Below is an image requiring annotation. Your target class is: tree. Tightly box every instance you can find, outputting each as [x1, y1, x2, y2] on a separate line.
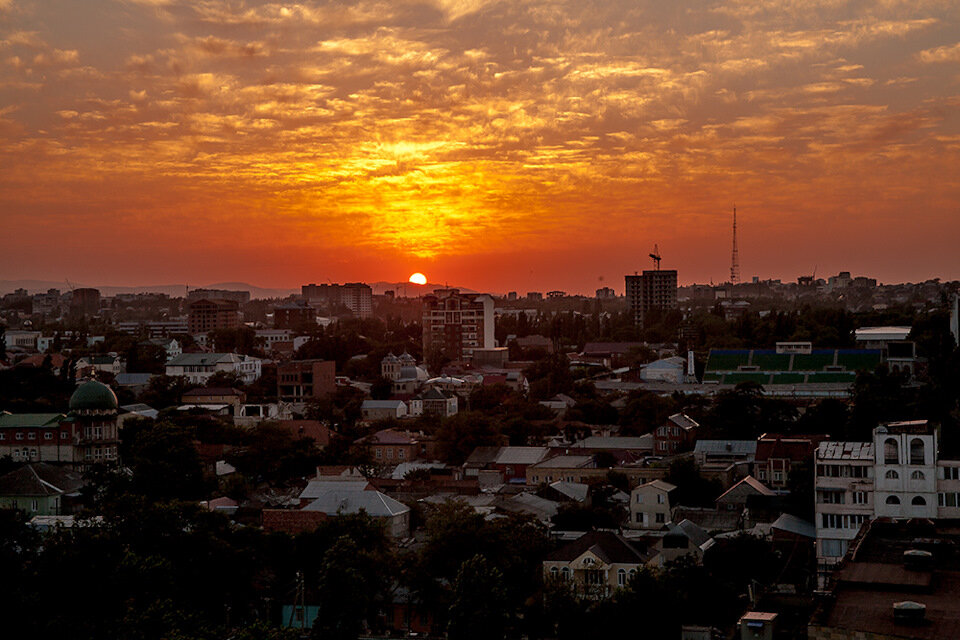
[370, 376, 392, 400]
[121, 420, 211, 501]
[433, 412, 502, 465]
[205, 370, 246, 389]
[447, 555, 508, 640]
[665, 458, 722, 508]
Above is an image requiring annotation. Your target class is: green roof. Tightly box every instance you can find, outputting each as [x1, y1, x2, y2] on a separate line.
[0, 413, 65, 428]
[69, 380, 118, 411]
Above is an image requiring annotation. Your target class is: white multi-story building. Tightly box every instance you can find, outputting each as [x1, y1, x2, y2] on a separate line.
[421, 289, 495, 362]
[815, 420, 957, 586]
[165, 353, 262, 385]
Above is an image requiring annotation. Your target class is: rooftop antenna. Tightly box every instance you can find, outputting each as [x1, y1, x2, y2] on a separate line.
[649, 244, 661, 271]
[730, 205, 741, 285]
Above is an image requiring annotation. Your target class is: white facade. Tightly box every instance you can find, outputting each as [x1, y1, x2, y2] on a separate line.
[629, 480, 675, 529]
[814, 421, 957, 585]
[5, 330, 40, 350]
[165, 353, 262, 385]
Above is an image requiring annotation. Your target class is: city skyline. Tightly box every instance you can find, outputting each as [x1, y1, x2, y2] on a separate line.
[2, 1, 960, 292]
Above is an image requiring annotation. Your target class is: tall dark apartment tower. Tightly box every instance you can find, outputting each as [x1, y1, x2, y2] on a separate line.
[625, 269, 678, 327]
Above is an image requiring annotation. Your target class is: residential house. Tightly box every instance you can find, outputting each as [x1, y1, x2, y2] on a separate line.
[417, 387, 458, 417]
[0, 463, 84, 515]
[755, 432, 827, 490]
[360, 400, 408, 422]
[75, 355, 123, 378]
[491, 446, 550, 484]
[181, 387, 247, 408]
[355, 428, 433, 464]
[716, 476, 775, 514]
[629, 480, 676, 529]
[301, 487, 411, 537]
[166, 352, 262, 385]
[528, 455, 595, 485]
[652, 413, 699, 456]
[277, 359, 336, 402]
[543, 531, 650, 598]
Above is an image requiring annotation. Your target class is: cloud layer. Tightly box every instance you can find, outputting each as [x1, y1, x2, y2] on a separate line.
[1, 0, 959, 290]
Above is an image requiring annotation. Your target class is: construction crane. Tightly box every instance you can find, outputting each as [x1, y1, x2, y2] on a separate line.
[649, 244, 662, 271]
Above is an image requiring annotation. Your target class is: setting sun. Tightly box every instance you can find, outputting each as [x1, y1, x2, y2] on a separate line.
[409, 272, 427, 285]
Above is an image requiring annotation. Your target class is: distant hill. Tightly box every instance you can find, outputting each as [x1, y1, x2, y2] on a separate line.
[370, 281, 478, 295]
[0, 280, 297, 300]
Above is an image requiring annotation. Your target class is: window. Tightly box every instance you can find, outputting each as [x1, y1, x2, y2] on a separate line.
[583, 557, 595, 565]
[910, 439, 925, 465]
[773, 471, 783, 483]
[617, 569, 626, 586]
[657, 494, 665, 504]
[30, 500, 38, 512]
[884, 438, 899, 464]
[44, 432, 53, 440]
[853, 491, 868, 504]
[375, 448, 382, 459]
[0, 433, 4, 441]
[550, 567, 558, 578]
[655, 513, 666, 523]
[397, 449, 404, 460]
[758, 469, 766, 480]
[561, 567, 570, 581]
[945, 467, 960, 480]
[820, 490, 844, 504]
[886, 470, 899, 479]
[938, 492, 960, 507]
[886, 495, 901, 505]
[27, 432, 35, 440]
[16, 432, 23, 440]
[911, 470, 925, 480]
[912, 496, 926, 506]
[635, 513, 643, 523]
[636, 494, 643, 504]
[820, 539, 846, 558]
[386, 448, 393, 459]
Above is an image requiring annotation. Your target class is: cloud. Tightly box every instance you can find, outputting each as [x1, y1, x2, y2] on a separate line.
[918, 42, 960, 63]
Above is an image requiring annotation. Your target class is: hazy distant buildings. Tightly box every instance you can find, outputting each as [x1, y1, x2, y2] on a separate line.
[69, 288, 100, 317]
[422, 289, 495, 362]
[187, 298, 241, 334]
[625, 269, 677, 327]
[301, 282, 372, 318]
[596, 286, 616, 299]
[274, 300, 315, 330]
[186, 288, 251, 304]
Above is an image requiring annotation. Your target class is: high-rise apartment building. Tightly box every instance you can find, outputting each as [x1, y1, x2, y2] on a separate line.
[624, 269, 677, 327]
[187, 298, 241, 334]
[301, 282, 372, 318]
[422, 289, 494, 362]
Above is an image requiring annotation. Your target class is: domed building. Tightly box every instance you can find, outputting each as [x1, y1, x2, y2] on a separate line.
[65, 380, 120, 467]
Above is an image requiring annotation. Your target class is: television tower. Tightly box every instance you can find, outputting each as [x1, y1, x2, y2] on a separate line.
[730, 206, 740, 285]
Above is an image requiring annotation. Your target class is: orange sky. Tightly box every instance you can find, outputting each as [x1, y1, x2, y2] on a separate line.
[1, 0, 959, 294]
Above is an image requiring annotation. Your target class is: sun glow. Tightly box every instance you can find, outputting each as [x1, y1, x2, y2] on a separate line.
[409, 272, 427, 285]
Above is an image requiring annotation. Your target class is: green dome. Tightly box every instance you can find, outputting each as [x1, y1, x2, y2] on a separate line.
[69, 380, 118, 411]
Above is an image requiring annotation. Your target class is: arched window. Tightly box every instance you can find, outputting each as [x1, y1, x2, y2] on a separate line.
[886, 495, 901, 505]
[550, 567, 558, 578]
[886, 470, 899, 479]
[561, 567, 570, 581]
[617, 569, 626, 586]
[912, 496, 926, 506]
[910, 439, 925, 465]
[884, 438, 899, 464]
[912, 470, 925, 480]
[629, 569, 637, 578]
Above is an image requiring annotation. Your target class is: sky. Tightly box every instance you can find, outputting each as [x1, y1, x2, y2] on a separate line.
[1, 0, 959, 294]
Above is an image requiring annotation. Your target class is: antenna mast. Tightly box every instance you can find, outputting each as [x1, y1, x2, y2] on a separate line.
[730, 206, 740, 285]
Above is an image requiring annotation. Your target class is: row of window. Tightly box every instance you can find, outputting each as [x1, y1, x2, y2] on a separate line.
[817, 464, 870, 478]
[883, 437, 926, 465]
[635, 493, 666, 504]
[818, 490, 868, 505]
[374, 447, 406, 460]
[938, 492, 960, 507]
[635, 512, 666, 524]
[0, 431, 68, 441]
[820, 513, 868, 529]
[883, 495, 926, 506]
[549, 566, 638, 586]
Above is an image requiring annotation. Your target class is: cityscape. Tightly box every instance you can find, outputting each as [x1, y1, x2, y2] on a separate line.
[3, 1, 960, 640]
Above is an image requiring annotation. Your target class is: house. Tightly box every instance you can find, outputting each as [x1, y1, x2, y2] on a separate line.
[755, 432, 827, 490]
[75, 355, 123, 378]
[417, 387, 458, 417]
[381, 353, 428, 395]
[527, 455, 595, 485]
[652, 519, 714, 566]
[629, 480, 676, 529]
[181, 387, 246, 408]
[301, 488, 411, 537]
[565, 435, 655, 458]
[543, 531, 650, 598]
[165, 353, 262, 385]
[693, 440, 757, 469]
[652, 413, 699, 456]
[355, 428, 433, 463]
[491, 446, 550, 483]
[277, 359, 336, 402]
[0, 412, 71, 463]
[716, 476, 775, 513]
[497, 492, 560, 524]
[360, 400, 408, 422]
[0, 463, 85, 515]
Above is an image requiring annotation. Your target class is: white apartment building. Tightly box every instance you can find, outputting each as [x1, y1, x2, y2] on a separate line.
[815, 420, 957, 586]
[165, 353, 262, 385]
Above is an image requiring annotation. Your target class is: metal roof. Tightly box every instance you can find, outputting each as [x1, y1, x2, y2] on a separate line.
[694, 440, 758, 455]
[817, 441, 875, 460]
